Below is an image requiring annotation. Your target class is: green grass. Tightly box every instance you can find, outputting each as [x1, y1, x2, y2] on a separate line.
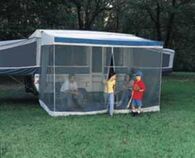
[0, 73, 195, 158]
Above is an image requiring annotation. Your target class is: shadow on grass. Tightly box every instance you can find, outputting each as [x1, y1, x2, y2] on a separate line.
[0, 82, 39, 107]
[0, 97, 38, 105]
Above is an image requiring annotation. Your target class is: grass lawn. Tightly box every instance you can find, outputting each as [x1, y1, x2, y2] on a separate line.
[0, 73, 195, 158]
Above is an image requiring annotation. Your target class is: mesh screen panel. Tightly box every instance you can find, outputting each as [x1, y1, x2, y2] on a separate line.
[40, 45, 55, 111]
[39, 45, 162, 114]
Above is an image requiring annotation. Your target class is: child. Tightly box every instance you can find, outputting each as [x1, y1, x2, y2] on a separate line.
[131, 70, 146, 116]
[104, 72, 117, 116]
[118, 74, 134, 107]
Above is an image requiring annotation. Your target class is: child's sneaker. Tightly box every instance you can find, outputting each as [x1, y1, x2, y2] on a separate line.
[131, 111, 136, 117]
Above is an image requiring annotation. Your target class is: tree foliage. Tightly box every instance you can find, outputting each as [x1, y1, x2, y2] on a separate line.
[0, 0, 194, 71]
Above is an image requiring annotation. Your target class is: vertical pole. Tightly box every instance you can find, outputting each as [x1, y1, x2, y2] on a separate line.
[159, 48, 163, 111]
[53, 45, 56, 112]
[102, 47, 105, 79]
[112, 47, 115, 72]
[106, 48, 109, 80]
[36, 38, 41, 66]
[89, 47, 92, 91]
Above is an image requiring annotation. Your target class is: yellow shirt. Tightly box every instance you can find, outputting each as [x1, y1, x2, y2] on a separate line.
[104, 79, 116, 93]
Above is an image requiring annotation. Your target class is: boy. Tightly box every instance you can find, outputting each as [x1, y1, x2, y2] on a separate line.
[131, 70, 146, 116]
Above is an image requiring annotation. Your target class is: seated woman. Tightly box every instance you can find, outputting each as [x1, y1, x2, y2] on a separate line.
[60, 74, 84, 108]
[117, 74, 134, 107]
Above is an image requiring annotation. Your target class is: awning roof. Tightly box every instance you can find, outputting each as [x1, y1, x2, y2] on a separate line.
[0, 39, 37, 75]
[30, 30, 163, 47]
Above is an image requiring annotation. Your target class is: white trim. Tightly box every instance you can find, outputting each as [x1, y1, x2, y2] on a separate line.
[169, 52, 175, 69]
[0, 38, 36, 51]
[30, 29, 162, 42]
[163, 48, 175, 54]
[0, 39, 25, 46]
[163, 67, 173, 69]
[0, 65, 39, 69]
[39, 99, 160, 116]
[47, 43, 163, 48]
[0, 65, 161, 70]
[51, 110, 107, 117]
[48, 66, 90, 68]
[39, 100, 107, 116]
[39, 100, 55, 116]
[104, 66, 162, 69]
[114, 106, 160, 113]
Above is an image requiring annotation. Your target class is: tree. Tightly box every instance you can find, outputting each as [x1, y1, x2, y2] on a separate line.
[0, 0, 194, 71]
[0, 0, 76, 39]
[71, 0, 112, 30]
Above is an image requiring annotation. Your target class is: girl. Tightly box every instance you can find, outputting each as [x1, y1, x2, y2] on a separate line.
[104, 72, 117, 116]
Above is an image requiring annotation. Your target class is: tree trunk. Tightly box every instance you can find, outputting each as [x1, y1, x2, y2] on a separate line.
[77, 5, 84, 29]
[164, 0, 176, 48]
[156, 2, 162, 41]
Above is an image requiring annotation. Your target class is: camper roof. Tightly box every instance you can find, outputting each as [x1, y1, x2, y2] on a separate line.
[29, 29, 163, 47]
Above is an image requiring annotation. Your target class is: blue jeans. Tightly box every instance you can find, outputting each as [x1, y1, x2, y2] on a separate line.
[108, 93, 114, 116]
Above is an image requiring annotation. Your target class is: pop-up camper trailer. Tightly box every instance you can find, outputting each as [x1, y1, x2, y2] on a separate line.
[0, 30, 164, 116]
